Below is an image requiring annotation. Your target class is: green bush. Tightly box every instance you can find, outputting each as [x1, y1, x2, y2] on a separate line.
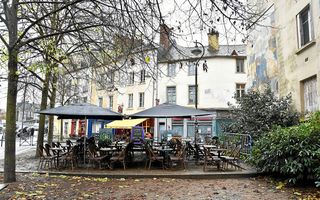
[225, 86, 299, 139]
[251, 112, 320, 185]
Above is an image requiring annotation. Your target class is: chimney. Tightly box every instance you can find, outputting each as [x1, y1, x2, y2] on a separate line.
[207, 28, 219, 51]
[159, 24, 172, 50]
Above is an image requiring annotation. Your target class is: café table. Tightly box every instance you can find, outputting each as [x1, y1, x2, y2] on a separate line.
[99, 147, 117, 155]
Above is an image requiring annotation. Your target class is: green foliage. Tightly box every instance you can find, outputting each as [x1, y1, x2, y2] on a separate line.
[226, 86, 299, 138]
[251, 112, 320, 185]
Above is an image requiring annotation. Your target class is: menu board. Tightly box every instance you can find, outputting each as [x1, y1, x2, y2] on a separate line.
[99, 128, 113, 141]
[133, 127, 143, 138]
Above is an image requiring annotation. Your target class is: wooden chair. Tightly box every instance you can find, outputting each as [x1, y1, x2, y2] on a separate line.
[220, 145, 243, 170]
[186, 142, 195, 160]
[62, 146, 78, 170]
[170, 145, 187, 169]
[110, 148, 127, 170]
[203, 146, 221, 172]
[145, 145, 164, 170]
[37, 145, 56, 169]
[87, 143, 110, 169]
[194, 143, 205, 163]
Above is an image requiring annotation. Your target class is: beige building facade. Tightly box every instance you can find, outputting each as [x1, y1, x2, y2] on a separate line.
[247, 0, 320, 114]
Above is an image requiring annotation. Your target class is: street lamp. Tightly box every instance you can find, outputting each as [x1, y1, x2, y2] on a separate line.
[191, 40, 205, 145]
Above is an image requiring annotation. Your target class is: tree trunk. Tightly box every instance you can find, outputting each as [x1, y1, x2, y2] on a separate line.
[4, 0, 19, 183]
[36, 70, 51, 157]
[48, 71, 57, 143]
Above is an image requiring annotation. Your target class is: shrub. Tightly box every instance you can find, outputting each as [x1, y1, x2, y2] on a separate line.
[225, 86, 299, 138]
[251, 112, 320, 185]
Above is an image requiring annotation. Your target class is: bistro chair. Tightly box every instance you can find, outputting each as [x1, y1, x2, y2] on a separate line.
[87, 143, 110, 169]
[170, 145, 187, 169]
[110, 143, 132, 170]
[203, 146, 221, 172]
[37, 144, 56, 169]
[62, 146, 79, 170]
[220, 144, 242, 170]
[145, 145, 164, 170]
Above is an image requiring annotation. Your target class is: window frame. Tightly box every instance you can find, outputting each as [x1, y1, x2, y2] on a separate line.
[139, 92, 145, 108]
[98, 97, 103, 107]
[167, 63, 176, 77]
[236, 83, 246, 99]
[236, 59, 245, 73]
[188, 63, 196, 76]
[109, 95, 113, 109]
[188, 85, 196, 104]
[128, 93, 133, 108]
[296, 4, 313, 48]
[140, 69, 146, 83]
[128, 72, 135, 85]
[166, 86, 176, 104]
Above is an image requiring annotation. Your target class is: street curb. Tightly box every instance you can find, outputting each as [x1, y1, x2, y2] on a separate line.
[0, 183, 8, 191]
[7, 170, 260, 179]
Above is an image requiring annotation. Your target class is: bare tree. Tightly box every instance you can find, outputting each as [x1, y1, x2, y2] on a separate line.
[0, 0, 266, 183]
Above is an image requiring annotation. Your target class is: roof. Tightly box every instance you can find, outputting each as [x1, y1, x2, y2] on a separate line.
[130, 103, 212, 118]
[158, 43, 246, 63]
[39, 103, 123, 120]
[106, 118, 147, 129]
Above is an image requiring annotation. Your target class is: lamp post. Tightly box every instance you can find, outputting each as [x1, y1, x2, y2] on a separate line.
[191, 41, 205, 144]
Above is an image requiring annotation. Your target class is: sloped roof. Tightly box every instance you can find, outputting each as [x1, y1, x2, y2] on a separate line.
[158, 43, 246, 63]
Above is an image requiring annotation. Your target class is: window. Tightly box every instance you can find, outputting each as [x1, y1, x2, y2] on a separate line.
[83, 79, 88, 92]
[236, 84, 245, 99]
[107, 70, 115, 84]
[297, 5, 313, 47]
[188, 85, 196, 104]
[83, 96, 87, 103]
[302, 76, 318, 113]
[128, 94, 133, 108]
[139, 92, 145, 107]
[167, 86, 176, 104]
[167, 63, 176, 77]
[128, 72, 134, 85]
[109, 96, 113, 109]
[188, 63, 195, 76]
[140, 70, 146, 83]
[236, 59, 245, 73]
[98, 97, 103, 107]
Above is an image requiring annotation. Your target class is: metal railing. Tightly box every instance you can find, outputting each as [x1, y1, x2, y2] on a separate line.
[220, 132, 252, 157]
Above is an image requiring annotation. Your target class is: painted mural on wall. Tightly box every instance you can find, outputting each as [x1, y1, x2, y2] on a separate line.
[247, 5, 279, 92]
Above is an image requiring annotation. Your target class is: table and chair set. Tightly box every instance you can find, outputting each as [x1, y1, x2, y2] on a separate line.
[37, 137, 243, 172]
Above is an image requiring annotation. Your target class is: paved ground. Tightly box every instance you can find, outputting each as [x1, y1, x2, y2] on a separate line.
[0, 133, 37, 161]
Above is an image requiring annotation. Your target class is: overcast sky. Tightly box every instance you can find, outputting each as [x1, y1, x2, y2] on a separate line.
[0, 0, 245, 111]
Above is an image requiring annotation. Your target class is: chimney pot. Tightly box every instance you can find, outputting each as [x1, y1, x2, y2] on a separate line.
[208, 29, 219, 51]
